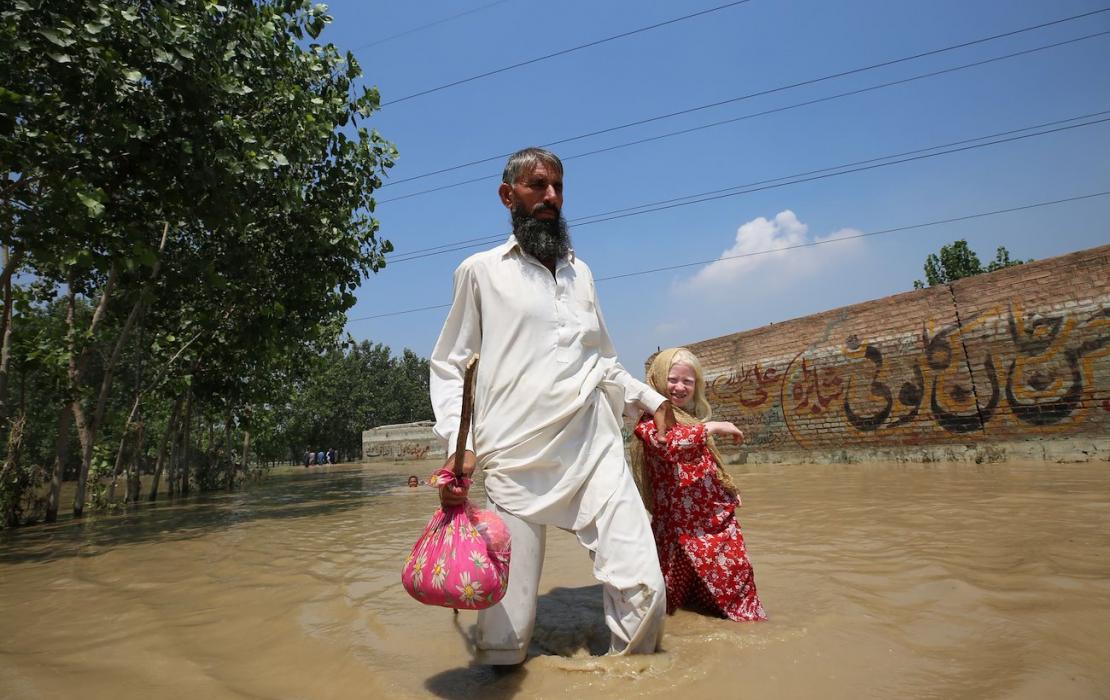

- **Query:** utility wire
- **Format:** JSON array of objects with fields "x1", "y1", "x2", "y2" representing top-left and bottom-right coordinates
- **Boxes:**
[
  {"x1": 380, "y1": 29, "x2": 1110, "y2": 214},
  {"x1": 353, "y1": 0, "x2": 513, "y2": 52},
  {"x1": 595, "y1": 191, "x2": 1110, "y2": 282},
  {"x1": 347, "y1": 190, "x2": 1110, "y2": 322},
  {"x1": 379, "y1": 6, "x2": 1110, "y2": 190},
  {"x1": 384, "y1": 110, "x2": 1110, "y2": 263},
  {"x1": 381, "y1": 1, "x2": 755, "y2": 106}
]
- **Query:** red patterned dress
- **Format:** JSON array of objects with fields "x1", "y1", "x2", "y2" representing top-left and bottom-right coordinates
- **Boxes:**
[{"x1": 634, "y1": 418, "x2": 766, "y2": 621}]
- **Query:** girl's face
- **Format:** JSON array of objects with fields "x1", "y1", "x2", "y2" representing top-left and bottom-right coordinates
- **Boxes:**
[{"x1": 666, "y1": 362, "x2": 697, "y2": 411}]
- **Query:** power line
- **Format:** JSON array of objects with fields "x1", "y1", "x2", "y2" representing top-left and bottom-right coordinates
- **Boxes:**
[
  {"x1": 378, "y1": 6, "x2": 1110, "y2": 192},
  {"x1": 577, "y1": 115, "x2": 1110, "y2": 226},
  {"x1": 380, "y1": 1, "x2": 755, "y2": 107},
  {"x1": 346, "y1": 190, "x2": 1110, "y2": 322},
  {"x1": 555, "y1": 31, "x2": 1110, "y2": 187},
  {"x1": 383, "y1": 110, "x2": 1110, "y2": 264},
  {"x1": 352, "y1": 0, "x2": 513, "y2": 52},
  {"x1": 382, "y1": 33, "x2": 1110, "y2": 261},
  {"x1": 379, "y1": 30, "x2": 1110, "y2": 221}
]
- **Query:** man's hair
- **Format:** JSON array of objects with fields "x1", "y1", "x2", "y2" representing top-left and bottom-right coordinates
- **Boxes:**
[{"x1": 502, "y1": 147, "x2": 563, "y2": 185}]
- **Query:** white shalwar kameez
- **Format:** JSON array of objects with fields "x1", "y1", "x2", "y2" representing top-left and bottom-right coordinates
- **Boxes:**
[{"x1": 430, "y1": 235, "x2": 667, "y2": 664}]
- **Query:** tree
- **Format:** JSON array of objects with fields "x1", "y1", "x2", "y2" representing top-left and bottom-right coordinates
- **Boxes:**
[
  {"x1": 1, "y1": 0, "x2": 397, "y2": 521},
  {"x1": 914, "y1": 240, "x2": 1030, "y2": 289},
  {"x1": 269, "y1": 340, "x2": 433, "y2": 463}
]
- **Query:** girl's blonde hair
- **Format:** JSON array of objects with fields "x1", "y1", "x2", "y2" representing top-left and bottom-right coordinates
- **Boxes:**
[{"x1": 629, "y1": 348, "x2": 738, "y2": 512}]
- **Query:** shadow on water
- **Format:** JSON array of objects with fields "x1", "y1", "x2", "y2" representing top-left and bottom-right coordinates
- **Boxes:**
[
  {"x1": 424, "y1": 584, "x2": 607, "y2": 700},
  {"x1": 425, "y1": 664, "x2": 528, "y2": 700},
  {"x1": 0, "y1": 465, "x2": 406, "y2": 565}
]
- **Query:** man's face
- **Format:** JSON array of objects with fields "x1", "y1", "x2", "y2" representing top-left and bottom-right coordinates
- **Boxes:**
[{"x1": 499, "y1": 161, "x2": 563, "y2": 220}]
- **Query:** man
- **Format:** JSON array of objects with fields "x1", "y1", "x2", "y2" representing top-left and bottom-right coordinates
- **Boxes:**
[{"x1": 430, "y1": 147, "x2": 676, "y2": 666}]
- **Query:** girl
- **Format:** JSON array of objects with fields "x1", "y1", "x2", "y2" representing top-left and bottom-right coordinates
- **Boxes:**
[{"x1": 631, "y1": 347, "x2": 766, "y2": 622}]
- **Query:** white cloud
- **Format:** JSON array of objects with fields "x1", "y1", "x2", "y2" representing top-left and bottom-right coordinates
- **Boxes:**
[
  {"x1": 678, "y1": 210, "x2": 864, "y2": 297},
  {"x1": 627, "y1": 210, "x2": 873, "y2": 360}
]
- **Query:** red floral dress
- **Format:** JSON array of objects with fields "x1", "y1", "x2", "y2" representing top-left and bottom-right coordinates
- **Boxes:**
[{"x1": 635, "y1": 418, "x2": 766, "y2": 621}]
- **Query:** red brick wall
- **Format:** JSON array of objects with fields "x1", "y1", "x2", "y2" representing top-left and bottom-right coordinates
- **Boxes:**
[{"x1": 678, "y1": 245, "x2": 1110, "y2": 462}]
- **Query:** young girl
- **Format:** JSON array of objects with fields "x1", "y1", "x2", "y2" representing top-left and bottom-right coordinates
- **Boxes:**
[{"x1": 630, "y1": 347, "x2": 766, "y2": 622}]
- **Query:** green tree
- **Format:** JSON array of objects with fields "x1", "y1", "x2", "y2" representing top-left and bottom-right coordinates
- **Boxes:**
[
  {"x1": 1, "y1": 0, "x2": 396, "y2": 521},
  {"x1": 272, "y1": 340, "x2": 433, "y2": 463},
  {"x1": 914, "y1": 240, "x2": 1030, "y2": 289}
]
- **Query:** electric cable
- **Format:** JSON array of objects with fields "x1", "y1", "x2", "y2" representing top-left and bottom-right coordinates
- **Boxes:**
[
  {"x1": 345, "y1": 190, "x2": 1110, "y2": 322},
  {"x1": 384, "y1": 110, "x2": 1110, "y2": 263},
  {"x1": 378, "y1": 6, "x2": 1110, "y2": 191},
  {"x1": 381, "y1": 1, "x2": 755, "y2": 106}
]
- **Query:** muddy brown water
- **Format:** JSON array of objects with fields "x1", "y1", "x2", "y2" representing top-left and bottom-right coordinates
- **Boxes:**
[{"x1": 2, "y1": 460, "x2": 1108, "y2": 699}]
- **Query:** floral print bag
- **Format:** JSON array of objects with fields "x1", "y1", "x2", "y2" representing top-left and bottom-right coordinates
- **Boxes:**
[{"x1": 401, "y1": 355, "x2": 511, "y2": 610}]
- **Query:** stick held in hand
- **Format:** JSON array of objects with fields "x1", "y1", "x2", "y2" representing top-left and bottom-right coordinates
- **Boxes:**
[{"x1": 453, "y1": 354, "x2": 479, "y2": 477}]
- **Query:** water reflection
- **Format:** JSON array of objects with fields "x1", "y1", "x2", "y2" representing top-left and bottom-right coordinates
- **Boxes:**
[{"x1": 0, "y1": 465, "x2": 400, "y2": 565}]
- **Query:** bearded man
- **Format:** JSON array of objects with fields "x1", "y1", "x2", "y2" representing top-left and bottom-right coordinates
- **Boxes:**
[{"x1": 430, "y1": 147, "x2": 676, "y2": 666}]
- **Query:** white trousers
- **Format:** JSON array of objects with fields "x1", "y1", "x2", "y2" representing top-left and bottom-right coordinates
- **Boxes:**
[{"x1": 475, "y1": 471, "x2": 666, "y2": 664}]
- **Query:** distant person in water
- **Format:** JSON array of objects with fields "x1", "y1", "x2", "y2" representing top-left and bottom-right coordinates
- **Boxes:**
[
  {"x1": 407, "y1": 475, "x2": 420, "y2": 488},
  {"x1": 630, "y1": 347, "x2": 766, "y2": 622}
]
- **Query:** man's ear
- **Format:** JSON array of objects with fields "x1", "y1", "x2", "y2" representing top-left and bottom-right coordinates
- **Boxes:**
[{"x1": 498, "y1": 181, "x2": 513, "y2": 209}]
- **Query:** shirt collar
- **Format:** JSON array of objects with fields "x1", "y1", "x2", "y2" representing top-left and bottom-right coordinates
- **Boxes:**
[{"x1": 501, "y1": 234, "x2": 576, "y2": 265}]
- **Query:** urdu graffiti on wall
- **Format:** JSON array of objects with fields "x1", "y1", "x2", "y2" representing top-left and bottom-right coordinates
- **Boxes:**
[{"x1": 705, "y1": 300, "x2": 1110, "y2": 450}]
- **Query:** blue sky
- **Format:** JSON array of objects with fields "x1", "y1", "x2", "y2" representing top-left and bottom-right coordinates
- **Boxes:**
[{"x1": 322, "y1": 0, "x2": 1110, "y2": 371}]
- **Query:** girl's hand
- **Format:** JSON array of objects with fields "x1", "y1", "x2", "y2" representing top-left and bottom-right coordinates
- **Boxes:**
[{"x1": 706, "y1": 421, "x2": 744, "y2": 444}]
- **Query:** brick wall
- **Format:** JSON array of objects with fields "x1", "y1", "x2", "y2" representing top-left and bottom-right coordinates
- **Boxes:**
[{"x1": 678, "y1": 244, "x2": 1110, "y2": 464}]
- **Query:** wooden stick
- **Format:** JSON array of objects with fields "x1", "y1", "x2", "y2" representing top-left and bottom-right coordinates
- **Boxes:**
[{"x1": 453, "y1": 354, "x2": 479, "y2": 477}]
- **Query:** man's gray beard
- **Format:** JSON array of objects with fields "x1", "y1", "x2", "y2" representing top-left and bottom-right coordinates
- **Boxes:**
[{"x1": 512, "y1": 210, "x2": 571, "y2": 262}]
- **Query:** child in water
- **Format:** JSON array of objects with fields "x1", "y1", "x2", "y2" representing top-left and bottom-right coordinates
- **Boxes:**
[
  {"x1": 407, "y1": 475, "x2": 420, "y2": 488},
  {"x1": 630, "y1": 347, "x2": 766, "y2": 622}
]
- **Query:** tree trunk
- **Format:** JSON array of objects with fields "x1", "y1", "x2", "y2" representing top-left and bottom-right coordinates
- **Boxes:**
[
  {"x1": 108, "y1": 392, "x2": 143, "y2": 503},
  {"x1": 127, "y1": 419, "x2": 145, "y2": 503},
  {"x1": 149, "y1": 394, "x2": 184, "y2": 502},
  {"x1": 236, "y1": 428, "x2": 251, "y2": 490},
  {"x1": 0, "y1": 245, "x2": 21, "y2": 426},
  {"x1": 223, "y1": 407, "x2": 234, "y2": 491},
  {"x1": 0, "y1": 415, "x2": 25, "y2": 527},
  {"x1": 106, "y1": 425, "x2": 129, "y2": 505},
  {"x1": 72, "y1": 225, "x2": 168, "y2": 516},
  {"x1": 45, "y1": 404, "x2": 74, "y2": 523},
  {"x1": 69, "y1": 265, "x2": 118, "y2": 518},
  {"x1": 179, "y1": 392, "x2": 194, "y2": 496}
]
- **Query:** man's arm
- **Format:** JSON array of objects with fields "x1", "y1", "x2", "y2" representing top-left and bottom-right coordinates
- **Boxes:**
[
  {"x1": 589, "y1": 276, "x2": 676, "y2": 435},
  {"x1": 429, "y1": 262, "x2": 482, "y2": 457}
]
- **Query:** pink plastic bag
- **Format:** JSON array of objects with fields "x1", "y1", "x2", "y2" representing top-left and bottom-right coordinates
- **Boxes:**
[{"x1": 401, "y1": 469, "x2": 511, "y2": 609}]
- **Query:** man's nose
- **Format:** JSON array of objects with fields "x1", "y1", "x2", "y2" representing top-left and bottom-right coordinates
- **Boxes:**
[{"x1": 543, "y1": 185, "x2": 560, "y2": 203}]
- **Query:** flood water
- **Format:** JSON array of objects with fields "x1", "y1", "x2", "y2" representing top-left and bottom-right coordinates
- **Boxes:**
[{"x1": 2, "y1": 459, "x2": 1109, "y2": 700}]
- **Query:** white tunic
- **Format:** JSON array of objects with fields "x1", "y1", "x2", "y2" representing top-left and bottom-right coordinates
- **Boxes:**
[{"x1": 430, "y1": 236, "x2": 665, "y2": 530}]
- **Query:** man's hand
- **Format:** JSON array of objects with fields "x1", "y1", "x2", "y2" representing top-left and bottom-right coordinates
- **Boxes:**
[
  {"x1": 653, "y1": 401, "x2": 677, "y2": 444},
  {"x1": 439, "y1": 449, "x2": 476, "y2": 507}
]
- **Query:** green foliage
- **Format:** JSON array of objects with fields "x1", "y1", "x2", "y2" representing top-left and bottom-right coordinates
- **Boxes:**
[
  {"x1": 913, "y1": 240, "x2": 1030, "y2": 289},
  {"x1": 266, "y1": 340, "x2": 434, "y2": 461},
  {"x1": 0, "y1": 0, "x2": 401, "y2": 520}
]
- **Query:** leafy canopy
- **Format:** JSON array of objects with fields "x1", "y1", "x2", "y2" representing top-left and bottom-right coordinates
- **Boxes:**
[{"x1": 914, "y1": 240, "x2": 1030, "y2": 289}]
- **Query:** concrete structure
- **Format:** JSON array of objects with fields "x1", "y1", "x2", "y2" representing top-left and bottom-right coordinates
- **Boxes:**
[{"x1": 362, "y1": 421, "x2": 442, "y2": 461}]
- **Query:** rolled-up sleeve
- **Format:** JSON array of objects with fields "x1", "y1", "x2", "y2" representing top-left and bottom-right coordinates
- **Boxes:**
[{"x1": 430, "y1": 261, "x2": 482, "y2": 453}]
